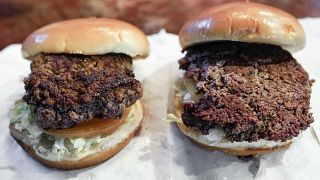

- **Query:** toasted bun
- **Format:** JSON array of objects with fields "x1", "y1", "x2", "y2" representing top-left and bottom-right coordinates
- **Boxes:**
[
  {"x1": 22, "y1": 18, "x2": 149, "y2": 58},
  {"x1": 179, "y1": 2, "x2": 305, "y2": 52},
  {"x1": 10, "y1": 101, "x2": 143, "y2": 169},
  {"x1": 174, "y1": 94, "x2": 291, "y2": 156}
]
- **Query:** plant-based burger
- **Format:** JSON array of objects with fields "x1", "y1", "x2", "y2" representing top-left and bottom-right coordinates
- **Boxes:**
[
  {"x1": 173, "y1": 2, "x2": 313, "y2": 156},
  {"x1": 9, "y1": 18, "x2": 149, "y2": 169}
]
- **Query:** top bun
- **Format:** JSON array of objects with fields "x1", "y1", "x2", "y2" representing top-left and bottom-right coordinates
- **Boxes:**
[
  {"x1": 22, "y1": 18, "x2": 149, "y2": 58},
  {"x1": 179, "y1": 2, "x2": 305, "y2": 52}
]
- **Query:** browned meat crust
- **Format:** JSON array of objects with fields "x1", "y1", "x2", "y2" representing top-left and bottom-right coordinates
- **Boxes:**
[
  {"x1": 179, "y1": 41, "x2": 313, "y2": 142},
  {"x1": 23, "y1": 53, "x2": 142, "y2": 129}
]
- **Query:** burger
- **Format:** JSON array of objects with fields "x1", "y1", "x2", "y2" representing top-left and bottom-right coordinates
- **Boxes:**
[
  {"x1": 173, "y1": 2, "x2": 313, "y2": 156},
  {"x1": 9, "y1": 18, "x2": 149, "y2": 169}
]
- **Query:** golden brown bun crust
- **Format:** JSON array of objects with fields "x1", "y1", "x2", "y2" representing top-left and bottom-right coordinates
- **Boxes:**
[
  {"x1": 179, "y1": 2, "x2": 305, "y2": 52},
  {"x1": 174, "y1": 94, "x2": 291, "y2": 156},
  {"x1": 22, "y1": 18, "x2": 149, "y2": 58},
  {"x1": 11, "y1": 124, "x2": 140, "y2": 170}
]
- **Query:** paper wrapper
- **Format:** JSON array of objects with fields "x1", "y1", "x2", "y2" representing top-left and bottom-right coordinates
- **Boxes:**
[{"x1": 0, "y1": 18, "x2": 320, "y2": 180}]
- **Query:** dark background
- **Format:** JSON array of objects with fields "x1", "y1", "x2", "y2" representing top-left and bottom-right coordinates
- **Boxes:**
[{"x1": 1, "y1": 0, "x2": 319, "y2": 49}]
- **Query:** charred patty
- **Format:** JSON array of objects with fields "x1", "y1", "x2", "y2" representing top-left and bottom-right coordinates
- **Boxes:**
[
  {"x1": 179, "y1": 41, "x2": 313, "y2": 142},
  {"x1": 23, "y1": 53, "x2": 142, "y2": 129}
]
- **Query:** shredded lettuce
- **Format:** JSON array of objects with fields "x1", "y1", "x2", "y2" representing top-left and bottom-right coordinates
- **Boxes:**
[
  {"x1": 174, "y1": 78, "x2": 187, "y2": 97},
  {"x1": 70, "y1": 138, "x2": 86, "y2": 149},
  {"x1": 10, "y1": 101, "x2": 107, "y2": 159},
  {"x1": 163, "y1": 114, "x2": 182, "y2": 124},
  {"x1": 10, "y1": 100, "x2": 31, "y2": 124},
  {"x1": 10, "y1": 100, "x2": 141, "y2": 161}
]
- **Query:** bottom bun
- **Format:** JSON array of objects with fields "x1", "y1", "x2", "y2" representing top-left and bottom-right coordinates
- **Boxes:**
[
  {"x1": 12, "y1": 127, "x2": 139, "y2": 169},
  {"x1": 174, "y1": 94, "x2": 291, "y2": 156},
  {"x1": 10, "y1": 101, "x2": 143, "y2": 169},
  {"x1": 177, "y1": 122, "x2": 291, "y2": 156}
]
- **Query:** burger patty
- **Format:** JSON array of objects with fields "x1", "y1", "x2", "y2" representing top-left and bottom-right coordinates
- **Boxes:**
[
  {"x1": 179, "y1": 41, "x2": 313, "y2": 142},
  {"x1": 23, "y1": 53, "x2": 142, "y2": 129}
]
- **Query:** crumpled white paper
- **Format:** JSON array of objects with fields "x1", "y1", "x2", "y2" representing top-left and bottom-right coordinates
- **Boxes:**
[{"x1": 0, "y1": 18, "x2": 320, "y2": 180}]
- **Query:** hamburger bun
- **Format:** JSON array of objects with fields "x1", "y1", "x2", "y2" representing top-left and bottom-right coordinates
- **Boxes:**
[
  {"x1": 22, "y1": 18, "x2": 149, "y2": 58},
  {"x1": 11, "y1": 125, "x2": 139, "y2": 170},
  {"x1": 179, "y1": 1, "x2": 305, "y2": 52},
  {"x1": 174, "y1": 93, "x2": 292, "y2": 156},
  {"x1": 9, "y1": 101, "x2": 143, "y2": 169}
]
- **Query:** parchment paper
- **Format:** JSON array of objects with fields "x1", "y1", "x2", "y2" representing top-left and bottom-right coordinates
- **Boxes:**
[{"x1": 0, "y1": 18, "x2": 320, "y2": 180}]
